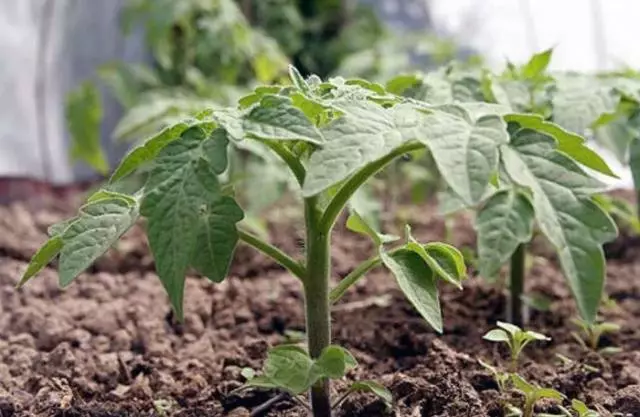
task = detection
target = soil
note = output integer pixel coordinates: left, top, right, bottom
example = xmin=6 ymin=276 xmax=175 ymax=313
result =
xmin=1 ymin=193 xmax=639 ymax=417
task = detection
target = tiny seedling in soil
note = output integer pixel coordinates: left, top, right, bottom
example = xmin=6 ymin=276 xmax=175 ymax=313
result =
xmin=571 ymin=318 xmax=621 ymax=355
xmin=510 ymin=374 xmax=565 ymax=417
xmin=483 ymin=321 xmax=550 ymax=372
xmin=20 ymin=67 xmax=482 ymax=416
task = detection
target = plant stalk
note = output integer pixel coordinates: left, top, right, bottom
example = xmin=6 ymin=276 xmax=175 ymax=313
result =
xmin=508 ymin=244 xmax=526 ymax=327
xmin=304 ymin=196 xmax=332 ymax=417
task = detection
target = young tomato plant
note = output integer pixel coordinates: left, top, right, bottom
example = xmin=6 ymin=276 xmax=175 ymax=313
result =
xmin=511 ymin=375 xmax=565 ymax=417
xmin=483 ymin=322 xmax=550 ymax=372
xmin=19 ymin=67 xmax=495 ymax=417
xmin=388 ymin=51 xmax=619 ymax=327
xmin=571 ymin=318 xmax=621 ymax=355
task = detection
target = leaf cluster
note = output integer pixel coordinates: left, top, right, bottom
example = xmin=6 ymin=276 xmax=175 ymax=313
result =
xmin=483 ymin=322 xmax=550 ymax=371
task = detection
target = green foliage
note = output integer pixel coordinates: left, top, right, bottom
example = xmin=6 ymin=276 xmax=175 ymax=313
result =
xmin=511 ymin=374 xmax=565 ymax=417
xmin=483 ymin=322 xmax=550 ymax=371
xmin=23 ymin=63 xmax=621 ymax=416
xmin=66 ymin=82 xmax=109 ymax=174
xmin=571 ymin=318 xmax=621 ymax=354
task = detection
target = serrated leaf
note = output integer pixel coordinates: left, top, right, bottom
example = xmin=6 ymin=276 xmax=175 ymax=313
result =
xmin=59 ymin=198 xmax=139 ymax=287
xmin=66 ymin=81 xmax=109 ymax=174
xmin=483 ymin=329 xmax=510 ymax=343
xmin=500 ymin=128 xmax=618 ymax=321
xmin=313 ymin=345 xmax=357 ymax=379
xmin=263 ymin=345 xmax=315 ymax=395
xmin=381 ymin=248 xmax=442 ymax=333
xmin=505 ymin=113 xmax=617 ymax=178
xmin=476 ymin=189 xmax=534 ymax=278
xmin=552 ymin=75 xmax=617 ymax=135
xmin=243 ymin=95 xmax=323 ymax=144
xmin=302 ymin=101 xmax=426 ymax=196
xmin=349 ymin=381 xmax=393 ymax=407
xmin=110 ymin=121 xmax=191 ymax=182
xmin=18 ymin=236 xmax=64 ymax=287
xmin=416 ymin=111 xmax=509 ymax=205
xmin=521 ymin=48 xmax=553 ymax=79
xmin=141 ymin=127 xmax=240 ymax=319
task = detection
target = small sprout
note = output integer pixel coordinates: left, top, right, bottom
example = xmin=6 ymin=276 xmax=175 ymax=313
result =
xmin=483 ymin=322 xmax=550 ymax=371
xmin=478 ymin=359 xmax=510 ymax=392
xmin=571 ymin=318 xmax=621 ymax=354
xmin=153 ymin=399 xmax=176 ymax=417
xmin=571 ymin=399 xmax=600 ymax=417
xmin=511 ymin=374 xmax=565 ymax=417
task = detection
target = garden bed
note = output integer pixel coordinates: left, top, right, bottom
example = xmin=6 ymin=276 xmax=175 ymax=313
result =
xmin=0 ymin=194 xmax=639 ymax=417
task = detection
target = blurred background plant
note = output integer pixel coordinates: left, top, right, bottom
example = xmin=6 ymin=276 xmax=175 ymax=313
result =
xmin=67 ymin=0 xmax=466 ymax=227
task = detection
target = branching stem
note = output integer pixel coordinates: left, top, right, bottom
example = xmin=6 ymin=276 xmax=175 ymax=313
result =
xmin=319 ymin=142 xmax=424 ymax=233
xmin=238 ymin=230 xmax=306 ymax=282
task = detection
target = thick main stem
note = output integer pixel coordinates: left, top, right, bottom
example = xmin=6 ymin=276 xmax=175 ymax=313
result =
xmin=508 ymin=244 xmax=526 ymax=327
xmin=304 ymin=197 xmax=332 ymax=417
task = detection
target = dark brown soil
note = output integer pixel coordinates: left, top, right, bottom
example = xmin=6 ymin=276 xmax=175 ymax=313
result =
xmin=1 ymin=194 xmax=639 ymax=417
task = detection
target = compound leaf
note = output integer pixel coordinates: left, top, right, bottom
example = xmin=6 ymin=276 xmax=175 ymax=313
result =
xmin=505 ymin=113 xmax=617 ymax=178
xmin=18 ymin=236 xmax=64 ymax=287
xmin=59 ymin=198 xmax=139 ymax=287
xmin=141 ymin=126 xmax=240 ymax=319
xmin=415 ymin=111 xmax=509 ymax=205
xmin=476 ymin=189 xmax=534 ymax=278
xmin=500 ymin=128 xmax=617 ymax=322
xmin=243 ymin=95 xmax=323 ymax=144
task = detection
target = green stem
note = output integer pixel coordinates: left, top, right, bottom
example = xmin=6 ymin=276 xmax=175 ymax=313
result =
xmin=263 ymin=140 xmax=307 ymax=186
xmin=508 ymin=243 xmax=526 ymax=327
xmin=330 ymin=256 xmax=382 ymax=303
xmin=304 ymin=196 xmax=332 ymax=417
xmin=319 ymin=142 xmax=424 ymax=233
xmin=238 ymin=230 xmax=306 ymax=282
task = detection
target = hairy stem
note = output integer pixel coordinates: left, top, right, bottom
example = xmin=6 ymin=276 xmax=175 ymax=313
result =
xmin=263 ymin=140 xmax=307 ymax=186
xmin=304 ymin=196 xmax=332 ymax=417
xmin=330 ymin=257 xmax=382 ymax=303
xmin=320 ymin=142 xmax=423 ymax=233
xmin=238 ymin=230 xmax=306 ymax=282
xmin=508 ymin=243 xmax=526 ymax=327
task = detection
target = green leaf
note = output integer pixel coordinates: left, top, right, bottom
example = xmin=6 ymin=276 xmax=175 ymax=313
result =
xmin=263 ymin=345 xmax=316 ymax=395
xmin=87 ymin=189 xmax=138 ymax=205
xmin=552 ymin=75 xmax=617 ymax=135
xmin=110 ymin=121 xmax=192 ymax=183
xmin=511 ymin=374 xmax=535 ymax=394
xmin=141 ymin=127 xmax=241 ymax=319
xmin=242 ymin=95 xmax=323 ymax=144
xmin=521 ymin=48 xmax=553 ymax=79
xmin=536 ymin=388 xmax=565 ymax=401
xmin=48 ymin=219 xmax=76 ymax=237
xmin=313 ymin=345 xmax=357 ymax=379
xmin=504 ymin=113 xmax=617 ymax=178
xmin=288 ymin=65 xmax=310 ymax=94
xmin=349 ymin=381 xmax=393 ymax=407
xmin=59 ymin=198 xmax=139 ymax=287
xmin=381 ymin=248 xmax=442 ymax=333
xmin=476 ymin=189 xmax=534 ymax=278
xmin=66 ymin=81 xmax=109 ymax=174
xmin=241 ymin=367 xmax=255 ymax=380
xmin=630 ymin=137 xmax=640 ymax=198
xmin=386 ymin=74 xmax=421 ymax=95
xmin=18 ymin=236 xmax=64 ymax=287
xmin=416 ymin=111 xmax=509 ymax=205
xmin=497 ymin=321 xmax=522 ymax=335
xmin=346 ymin=210 xmax=397 ymax=246
xmin=423 ymin=242 xmax=466 ymax=287
xmin=483 ymin=329 xmax=510 ymax=343
xmin=500 ymin=128 xmax=618 ymax=322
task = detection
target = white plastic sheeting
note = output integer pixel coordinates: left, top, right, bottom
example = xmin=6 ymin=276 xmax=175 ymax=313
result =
xmin=0 ymin=0 xmax=145 ymax=183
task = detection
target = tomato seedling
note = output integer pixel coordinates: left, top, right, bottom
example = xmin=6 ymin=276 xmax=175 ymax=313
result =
xmin=511 ymin=374 xmax=565 ymax=417
xmin=20 ymin=67 xmax=489 ymax=416
xmin=483 ymin=322 xmax=550 ymax=372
